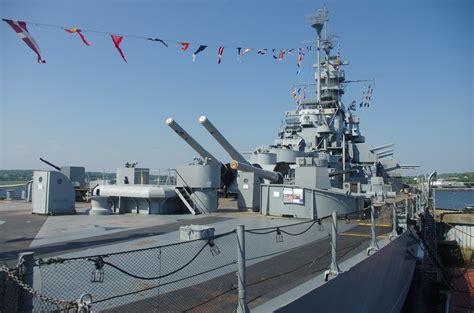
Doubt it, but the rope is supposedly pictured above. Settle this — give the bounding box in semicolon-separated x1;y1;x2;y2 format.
93;260;236;304
246;235;330;262
92;241;210;280
1;18;315;51
36;230;236;263
439;220;474;238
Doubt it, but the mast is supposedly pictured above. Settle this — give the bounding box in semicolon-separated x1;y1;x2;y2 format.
308;8;328;105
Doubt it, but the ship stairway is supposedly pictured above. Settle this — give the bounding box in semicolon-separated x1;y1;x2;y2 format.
395;202;408;229
422;211;440;282
175;186;200;215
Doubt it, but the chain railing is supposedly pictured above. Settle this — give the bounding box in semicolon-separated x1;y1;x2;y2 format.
1;199;414;312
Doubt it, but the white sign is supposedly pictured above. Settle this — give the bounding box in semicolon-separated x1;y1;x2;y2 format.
273;191;280;198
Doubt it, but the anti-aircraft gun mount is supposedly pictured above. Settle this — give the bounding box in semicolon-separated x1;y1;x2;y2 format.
39;157;88;201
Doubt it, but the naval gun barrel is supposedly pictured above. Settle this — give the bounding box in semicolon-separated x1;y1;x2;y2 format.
328;168;358;177
377;151;394;159
375;149;393;156
371;143;394;152
166;118;220;164
199;116;251;165
230;160;282;183
39;158;61;171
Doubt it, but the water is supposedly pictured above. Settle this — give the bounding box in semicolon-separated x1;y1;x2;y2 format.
435;190;474;209
0;181;28;199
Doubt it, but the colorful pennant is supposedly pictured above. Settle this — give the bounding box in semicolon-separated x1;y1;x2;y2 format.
336;44;341;70
278;49;287;61
2;18;318;66
240;48;253;56
3;19;45;63
296;48;304;75
180;42;190;51
359;85;373;107
111;35;127;63
348;100;356;111
65;28;91;46
192;45;207;62
217;46;224;64
148;37;168;47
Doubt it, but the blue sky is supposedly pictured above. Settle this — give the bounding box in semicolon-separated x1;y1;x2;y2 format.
1;0;472;175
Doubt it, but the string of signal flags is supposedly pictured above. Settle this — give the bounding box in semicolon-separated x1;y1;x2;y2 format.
2;18;315;74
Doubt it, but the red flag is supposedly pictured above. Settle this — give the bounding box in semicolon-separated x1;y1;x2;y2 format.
278;49;287;61
3;19;45;63
111;35;127;63
65;28;91;46
217;47;224;64
180;42;190;51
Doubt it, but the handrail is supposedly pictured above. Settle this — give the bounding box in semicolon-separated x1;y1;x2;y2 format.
173;169;210;214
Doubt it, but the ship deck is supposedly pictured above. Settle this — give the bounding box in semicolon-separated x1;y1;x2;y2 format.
0;198;397;312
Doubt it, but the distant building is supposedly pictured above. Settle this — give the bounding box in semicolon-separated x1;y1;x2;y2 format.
432;179;465;188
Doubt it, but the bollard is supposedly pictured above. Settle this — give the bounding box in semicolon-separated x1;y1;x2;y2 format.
389;204;399;241
324;211;340;281
26;182;33;203
367;205;379;255
6;190;15;201
18;252;34;313
236;225;249;313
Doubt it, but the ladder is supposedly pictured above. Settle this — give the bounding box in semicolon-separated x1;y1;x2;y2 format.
175;186;200;215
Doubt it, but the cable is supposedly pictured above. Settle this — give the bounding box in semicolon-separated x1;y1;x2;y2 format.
37;230;236;263
90;242;209;281
246;235;330;262
93;260;236;304
439;220;474;238
1;18;316;51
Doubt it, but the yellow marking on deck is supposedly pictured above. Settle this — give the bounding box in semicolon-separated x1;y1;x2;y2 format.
356;222;391;227
341;232;387;238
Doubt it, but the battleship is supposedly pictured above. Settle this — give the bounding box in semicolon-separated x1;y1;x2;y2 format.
0;7;429;313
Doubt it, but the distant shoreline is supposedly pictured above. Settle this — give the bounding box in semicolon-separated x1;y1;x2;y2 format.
435;188;474;192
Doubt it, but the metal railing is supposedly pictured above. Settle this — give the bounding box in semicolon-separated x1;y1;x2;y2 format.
0;199;415;313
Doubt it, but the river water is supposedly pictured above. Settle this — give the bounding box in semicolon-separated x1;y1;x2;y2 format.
435;190;474;209
0;181;28;199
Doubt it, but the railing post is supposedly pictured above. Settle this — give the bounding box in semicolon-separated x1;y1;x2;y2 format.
324;210;340;281
367;205;379;255
18;252;34;313
237;225;249;313
0;267;5;312
389;203;399;240
405;198;410;220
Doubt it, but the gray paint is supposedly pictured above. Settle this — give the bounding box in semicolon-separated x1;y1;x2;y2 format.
32;171;75;215
274;234;417;313
260;184;363;218
116;167;150;185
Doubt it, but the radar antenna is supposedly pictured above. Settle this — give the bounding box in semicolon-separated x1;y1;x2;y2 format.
307;7;329;105
307;7;328;38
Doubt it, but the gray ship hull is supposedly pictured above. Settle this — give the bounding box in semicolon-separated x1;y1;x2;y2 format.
256;232;418;313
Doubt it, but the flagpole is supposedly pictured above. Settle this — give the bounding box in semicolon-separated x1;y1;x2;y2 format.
317;36;321;104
